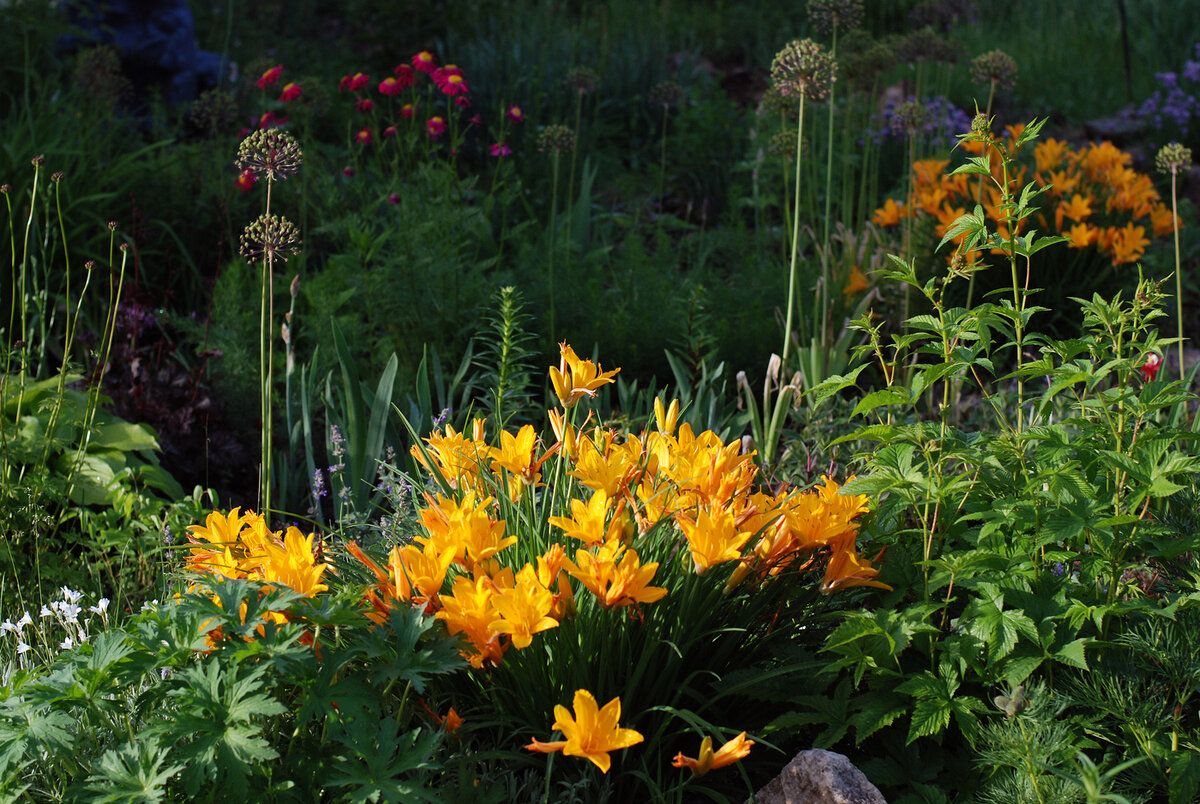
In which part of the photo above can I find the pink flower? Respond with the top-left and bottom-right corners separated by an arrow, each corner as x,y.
388,193 -> 401,205
392,64 -> 416,89
356,98 -> 376,112
489,142 -> 512,157
1140,352 -> 1163,382
382,125 -> 398,139
378,77 -> 403,96
255,65 -> 282,89
258,111 -> 287,129
426,116 -> 447,139
506,105 -> 524,123
413,51 -> 437,74
399,103 -> 416,119
469,114 -> 483,127
355,127 -> 373,144
339,72 -> 370,92
343,166 -> 355,177
454,95 -> 471,108
278,82 -> 302,102
235,168 -> 257,193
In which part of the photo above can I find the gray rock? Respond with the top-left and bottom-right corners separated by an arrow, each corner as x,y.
748,748 -> 887,804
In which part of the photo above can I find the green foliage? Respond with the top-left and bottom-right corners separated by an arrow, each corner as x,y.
0,576 -> 466,801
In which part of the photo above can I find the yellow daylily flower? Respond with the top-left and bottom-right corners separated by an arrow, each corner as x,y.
525,689 -> 644,773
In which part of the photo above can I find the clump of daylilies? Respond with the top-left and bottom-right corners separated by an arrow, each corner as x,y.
181,343 -> 884,776
874,125 -> 1180,266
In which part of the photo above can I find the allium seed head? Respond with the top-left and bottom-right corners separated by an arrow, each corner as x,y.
891,100 -> 930,136
31,155 -> 44,167
896,29 -> 960,65
0,185 -> 9,195
767,128 -> 805,161
84,259 -> 96,271
970,50 -> 1018,90
240,214 -> 301,262
51,171 -> 64,184
1157,142 -> 1193,175
188,89 -> 238,138
235,129 -> 303,181
649,80 -> 686,109
808,0 -> 864,36
537,124 -> 576,154
771,39 -> 837,102
564,66 -> 600,94
107,220 -> 118,231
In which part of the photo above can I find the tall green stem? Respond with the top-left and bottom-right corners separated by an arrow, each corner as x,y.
781,94 -> 807,374
820,25 -> 838,350
548,151 -> 560,344
1172,170 -> 1184,383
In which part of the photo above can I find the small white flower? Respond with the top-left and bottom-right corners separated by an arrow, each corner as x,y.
16,612 -> 31,630
16,641 -> 30,655
40,605 -> 52,618
1,620 -> 15,635
59,587 -> 83,605
59,637 -> 74,651
89,598 -> 110,615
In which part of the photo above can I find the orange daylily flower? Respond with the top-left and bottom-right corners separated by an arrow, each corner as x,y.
566,542 -> 668,609
548,490 -> 616,545
872,197 -> 905,227
843,264 -> 870,296
489,565 -> 559,649
525,689 -> 644,773
1109,222 -> 1149,265
675,506 -> 751,575
672,731 -> 755,776
549,342 -> 620,409
820,544 -> 891,594
1066,222 -> 1097,249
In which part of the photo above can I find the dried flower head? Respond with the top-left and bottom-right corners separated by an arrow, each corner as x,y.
73,45 -> 132,109
538,124 -> 576,154
770,39 -> 837,102
31,155 -> 44,167
1156,142 -> 1193,175
840,33 -> 896,87
910,0 -> 978,30
0,185 -> 9,195
970,50 -> 1018,90
84,259 -> 97,271
896,29 -> 960,65
890,100 -> 930,136
767,128 -> 804,161
759,85 -> 800,118
51,172 -> 64,184
107,220 -> 118,231
236,129 -> 303,181
808,0 -> 864,36
240,214 -> 301,262
188,89 -> 237,138
564,66 -> 600,94
649,80 -> 686,109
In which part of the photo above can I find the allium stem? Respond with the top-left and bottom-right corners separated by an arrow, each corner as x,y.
549,150 -> 560,343
781,92 -> 806,374
1173,170 -> 1184,383
820,24 -> 838,352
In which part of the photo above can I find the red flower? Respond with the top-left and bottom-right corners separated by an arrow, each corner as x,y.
255,65 -> 282,89
388,193 -> 401,205
343,166 -> 355,177
235,168 -> 258,193
356,98 -> 376,112
355,128 -> 373,144
378,77 -> 403,96
339,72 -> 370,92
258,110 -> 287,129
432,66 -> 467,96
392,64 -> 416,89
1140,352 -> 1163,382
454,95 -> 471,108
279,82 -> 302,102
399,103 -> 416,119
426,116 -> 447,139
489,142 -> 512,157
382,125 -> 398,139
506,105 -> 524,123
413,51 -> 437,74
469,114 -> 483,127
